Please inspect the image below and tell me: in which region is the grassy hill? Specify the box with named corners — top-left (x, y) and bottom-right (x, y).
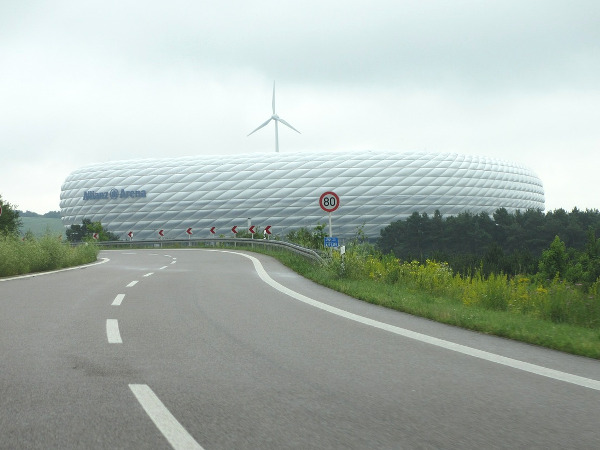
top-left (19, 216), bottom-right (66, 238)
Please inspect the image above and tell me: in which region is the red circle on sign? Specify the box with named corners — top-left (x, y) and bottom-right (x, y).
top-left (319, 191), bottom-right (340, 213)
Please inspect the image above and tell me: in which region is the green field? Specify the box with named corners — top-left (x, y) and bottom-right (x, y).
top-left (19, 216), bottom-right (65, 238)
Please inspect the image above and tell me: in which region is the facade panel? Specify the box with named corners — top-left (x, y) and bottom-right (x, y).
top-left (60, 151), bottom-right (545, 240)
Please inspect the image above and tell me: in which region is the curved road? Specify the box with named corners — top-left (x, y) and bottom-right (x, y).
top-left (1, 249), bottom-right (600, 449)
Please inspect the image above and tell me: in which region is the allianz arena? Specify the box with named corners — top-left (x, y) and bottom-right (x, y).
top-left (59, 151), bottom-right (545, 240)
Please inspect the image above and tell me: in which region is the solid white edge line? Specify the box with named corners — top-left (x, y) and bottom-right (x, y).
top-left (106, 319), bottom-right (122, 343)
top-left (129, 384), bottom-right (204, 450)
top-left (127, 281), bottom-right (138, 287)
top-left (0, 257), bottom-right (110, 282)
top-left (112, 294), bottom-right (126, 306)
top-left (214, 250), bottom-right (600, 392)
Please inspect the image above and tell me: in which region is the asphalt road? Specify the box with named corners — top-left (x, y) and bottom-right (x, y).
top-left (1, 249), bottom-right (600, 449)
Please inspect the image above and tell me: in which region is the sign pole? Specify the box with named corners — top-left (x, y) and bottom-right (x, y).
top-left (320, 191), bottom-right (340, 251)
top-left (319, 191), bottom-right (339, 238)
top-left (186, 227), bottom-right (192, 246)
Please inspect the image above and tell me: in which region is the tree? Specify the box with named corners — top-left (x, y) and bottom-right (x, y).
top-left (0, 195), bottom-right (22, 235)
top-left (580, 228), bottom-right (600, 283)
top-left (286, 223), bottom-right (327, 249)
top-left (377, 208), bottom-right (600, 278)
top-left (538, 236), bottom-right (568, 280)
top-left (66, 218), bottom-right (119, 242)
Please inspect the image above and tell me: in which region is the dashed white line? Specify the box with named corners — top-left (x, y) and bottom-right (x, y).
top-left (170, 261), bottom-right (176, 265)
top-left (217, 250), bottom-right (600, 392)
top-left (159, 266), bottom-right (168, 270)
top-left (112, 294), bottom-right (126, 306)
top-left (129, 384), bottom-right (204, 450)
top-left (143, 272), bottom-right (154, 277)
top-left (106, 319), bottom-right (122, 343)
top-left (126, 281), bottom-right (138, 287)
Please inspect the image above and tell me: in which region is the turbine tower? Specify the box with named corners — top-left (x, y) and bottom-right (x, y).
top-left (247, 81), bottom-right (300, 152)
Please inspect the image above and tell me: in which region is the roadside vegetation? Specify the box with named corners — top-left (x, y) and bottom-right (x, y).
top-left (279, 209), bottom-right (600, 359)
top-left (0, 196), bottom-right (99, 278)
top-left (0, 234), bottom-right (99, 277)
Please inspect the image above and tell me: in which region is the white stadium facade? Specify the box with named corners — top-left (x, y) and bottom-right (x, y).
top-left (60, 151), bottom-right (545, 240)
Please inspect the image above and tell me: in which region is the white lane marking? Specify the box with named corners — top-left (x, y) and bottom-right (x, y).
top-left (144, 272), bottom-right (154, 277)
top-left (216, 250), bottom-right (600, 392)
top-left (127, 281), bottom-right (138, 287)
top-left (0, 258), bottom-right (110, 282)
top-left (159, 266), bottom-right (168, 270)
top-left (122, 252), bottom-right (137, 255)
top-left (106, 319), bottom-right (123, 343)
top-left (129, 384), bottom-right (204, 450)
top-left (112, 294), bottom-right (126, 306)
top-left (170, 261), bottom-right (176, 265)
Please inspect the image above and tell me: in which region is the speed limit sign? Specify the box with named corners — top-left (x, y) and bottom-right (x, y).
top-left (319, 191), bottom-right (340, 213)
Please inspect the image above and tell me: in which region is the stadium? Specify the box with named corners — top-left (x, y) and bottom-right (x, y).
top-left (59, 151), bottom-right (545, 240)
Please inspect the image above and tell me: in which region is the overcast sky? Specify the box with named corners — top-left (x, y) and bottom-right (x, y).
top-left (1, 0), bottom-right (598, 214)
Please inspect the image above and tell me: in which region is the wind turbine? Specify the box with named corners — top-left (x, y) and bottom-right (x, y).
top-left (247, 81), bottom-right (300, 152)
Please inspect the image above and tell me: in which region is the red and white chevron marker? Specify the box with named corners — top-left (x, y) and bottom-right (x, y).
top-left (231, 226), bottom-right (238, 234)
top-left (158, 229), bottom-right (165, 237)
top-left (249, 225), bottom-right (256, 234)
top-left (186, 227), bottom-right (193, 235)
top-left (264, 225), bottom-right (272, 235)
top-left (210, 227), bottom-right (216, 234)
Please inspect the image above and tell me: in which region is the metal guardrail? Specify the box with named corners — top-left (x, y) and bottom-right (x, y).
top-left (93, 238), bottom-right (324, 263)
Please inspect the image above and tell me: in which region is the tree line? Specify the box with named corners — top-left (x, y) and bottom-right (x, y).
top-left (377, 208), bottom-right (600, 284)
top-left (18, 210), bottom-right (61, 218)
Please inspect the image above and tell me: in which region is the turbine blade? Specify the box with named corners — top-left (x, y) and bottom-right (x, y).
top-left (247, 118), bottom-right (272, 136)
top-left (272, 81), bottom-right (276, 114)
top-left (276, 117), bottom-right (301, 134)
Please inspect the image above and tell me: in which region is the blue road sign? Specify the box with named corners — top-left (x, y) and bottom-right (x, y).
top-left (324, 237), bottom-right (339, 248)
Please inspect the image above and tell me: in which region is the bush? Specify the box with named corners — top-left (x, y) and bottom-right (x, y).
top-left (322, 243), bottom-right (600, 329)
top-left (0, 234), bottom-right (99, 277)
